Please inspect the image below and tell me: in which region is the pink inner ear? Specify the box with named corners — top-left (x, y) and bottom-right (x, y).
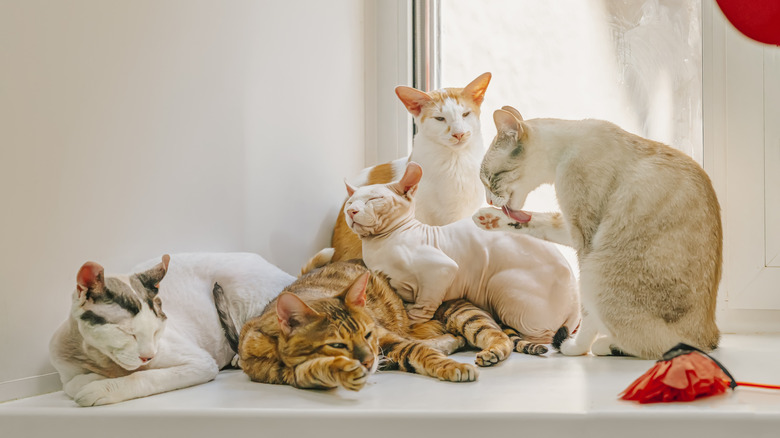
top-left (346, 272), bottom-right (369, 307)
top-left (77, 262), bottom-right (104, 291)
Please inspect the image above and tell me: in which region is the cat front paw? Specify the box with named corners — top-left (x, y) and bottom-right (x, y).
top-left (473, 207), bottom-right (504, 230)
top-left (437, 361), bottom-right (479, 382)
top-left (559, 337), bottom-right (590, 356)
top-left (74, 379), bottom-right (130, 406)
top-left (332, 356), bottom-right (369, 391)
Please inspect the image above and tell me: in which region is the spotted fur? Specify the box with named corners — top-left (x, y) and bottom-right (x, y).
top-left (227, 261), bottom-right (517, 391)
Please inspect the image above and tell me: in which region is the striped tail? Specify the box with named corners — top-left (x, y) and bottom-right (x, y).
top-left (212, 282), bottom-right (239, 353)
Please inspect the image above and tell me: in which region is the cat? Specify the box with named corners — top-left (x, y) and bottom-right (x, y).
top-left (216, 260), bottom-right (519, 390)
top-left (323, 72), bottom-right (492, 266)
top-left (48, 252), bottom-right (294, 406)
top-left (473, 106), bottom-right (722, 359)
top-left (343, 161), bottom-right (580, 355)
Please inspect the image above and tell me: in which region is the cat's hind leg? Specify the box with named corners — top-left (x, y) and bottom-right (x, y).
top-left (433, 300), bottom-right (514, 367)
top-left (409, 320), bottom-right (466, 354)
top-left (590, 335), bottom-right (628, 356)
top-left (559, 308), bottom-right (600, 356)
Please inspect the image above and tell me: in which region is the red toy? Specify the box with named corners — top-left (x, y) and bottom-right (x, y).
top-left (620, 343), bottom-right (780, 404)
top-left (716, 0), bottom-right (780, 45)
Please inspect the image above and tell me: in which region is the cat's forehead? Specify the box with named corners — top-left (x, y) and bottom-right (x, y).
top-left (350, 184), bottom-right (393, 200)
top-left (423, 88), bottom-right (478, 114)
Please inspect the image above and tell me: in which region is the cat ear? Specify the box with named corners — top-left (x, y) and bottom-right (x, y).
top-left (138, 254), bottom-right (170, 292)
top-left (494, 109), bottom-right (524, 137)
top-left (392, 162), bottom-right (423, 198)
top-left (501, 105), bottom-right (523, 121)
top-left (462, 72), bottom-right (491, 106)
top-left (77, 261), bottom-right (105, 300)
top-left (345, 180), bottom-right (357, 197)
top-left (343, 272), bottom-right (370, 308)
top-left (276, 293), bottom-right (320, 337)
top-left (395, 86), bottom-right (433, 117)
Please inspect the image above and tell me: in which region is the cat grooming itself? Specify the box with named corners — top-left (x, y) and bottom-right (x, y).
top-left (49, 253), bottom-right (293, 406)
top-left (344, 162), bottom-right (580, 354)
top-left (474, 106), bottom-right (722, 359)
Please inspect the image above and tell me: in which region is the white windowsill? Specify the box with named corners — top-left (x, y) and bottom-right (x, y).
top-left (2, 334), bottom-right (778, 438)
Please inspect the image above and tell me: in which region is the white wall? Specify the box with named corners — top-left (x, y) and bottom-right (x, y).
top-left (0, 0), bottom-right (367, 401)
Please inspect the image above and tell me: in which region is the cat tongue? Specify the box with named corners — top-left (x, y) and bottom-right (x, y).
top-left (502, 205), bottom-right (532, 223)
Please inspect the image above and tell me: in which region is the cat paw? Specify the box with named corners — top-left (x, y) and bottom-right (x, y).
top-left (559, 338), bottom-right (590, 356)
top-left (590, 336), bottom-right (615, 356)
top-left (473, 208), bottom-right (505, 230)
top-left (332, 357), bottom-right (369, 391)
top-left (437, 361), bottom-right (479, 382)
top-left (74, 380), bottom-right (129, 406)
top-left (63, 373), bottom-right (105, 398)
top-left (475, 339), bottom-right (513, 367)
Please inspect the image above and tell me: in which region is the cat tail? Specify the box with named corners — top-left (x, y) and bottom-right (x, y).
top-left (299, 248), bottom-right (335, 276)
top-left (551, 325), bottom-right (570, 352)
top-left (212, 282), bottom-right (239, 353)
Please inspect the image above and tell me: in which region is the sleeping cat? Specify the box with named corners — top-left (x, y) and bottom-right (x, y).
top-left (473, 106), bottom-right (721, 359)
top-left (49, 252), bottom-right (294, 406)
top-left (216, 260), bottom-right (518, 390)
top-left (343, 162), bottom-right (580, 355)
top-left (323, 72), bottom-right (492, 266)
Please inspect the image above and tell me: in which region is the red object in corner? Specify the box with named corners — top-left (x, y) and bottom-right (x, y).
top-left (620, 344), bottom-right (735, 404)
top-left (716, 0), bottom-right (780, 45)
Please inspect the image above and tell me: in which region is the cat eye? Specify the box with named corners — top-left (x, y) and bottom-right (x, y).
top-left (364, 332), bottom-right (372, 339)
top-left (463, 111), bottom-right (471, 117)
top-left (328, 343), bottom-right (348, 349)
top-left (434, 116), bottom-right (445, 122)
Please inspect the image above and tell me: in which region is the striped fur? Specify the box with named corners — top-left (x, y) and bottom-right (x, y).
top-left (224, 261), bottom-right (513, 391)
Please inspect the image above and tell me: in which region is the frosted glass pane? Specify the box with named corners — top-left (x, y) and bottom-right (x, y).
top-left (441, 0), bottom-right (702, 162)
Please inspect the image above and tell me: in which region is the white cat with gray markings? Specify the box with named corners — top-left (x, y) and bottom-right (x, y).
top-left (49, 252), bottom-right (294, 406)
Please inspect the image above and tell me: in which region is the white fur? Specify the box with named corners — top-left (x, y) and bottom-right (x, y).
top-left (474, 111), bottom-right (722, 359)
top-left (49, 253), bottom-right (294, 406)
top-left (409, 97), bottom-right (486, 226)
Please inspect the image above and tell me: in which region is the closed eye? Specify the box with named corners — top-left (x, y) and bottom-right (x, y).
top-left (434, 116), bottom-right (445, 122)
top-left (463, 111), bottom-right (471, 117)
top-left (364, 331), bottom-right (372, 339)
top-left (328, 343), bottom-right (348, 349)
top-left (368, 197), bottom-right (382, 202)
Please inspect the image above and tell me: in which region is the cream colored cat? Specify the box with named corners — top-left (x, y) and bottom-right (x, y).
top-left (344, 162), bottom-right (579, 355)
top-left (323, 73), bottom-right (491, 266)
top-left (473, 106), bottom-right (722, 359)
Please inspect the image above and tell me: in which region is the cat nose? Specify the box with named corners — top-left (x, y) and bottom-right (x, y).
top-left (361, 357), bottom-right (374, 370)
top-left (139, 356), bottom-right (153, 363)
top-left (347, 208), bottom-right (358, 218)
top-left (452, 132), bottom-right (465, 141)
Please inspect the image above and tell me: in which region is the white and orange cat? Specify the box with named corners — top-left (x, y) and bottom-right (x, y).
top-left (343, 161), bottom-right (580, 355)
top-left (320, 73), bottom-right (492, 267)
top-left (473, 106), bottom-right (722, 359)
